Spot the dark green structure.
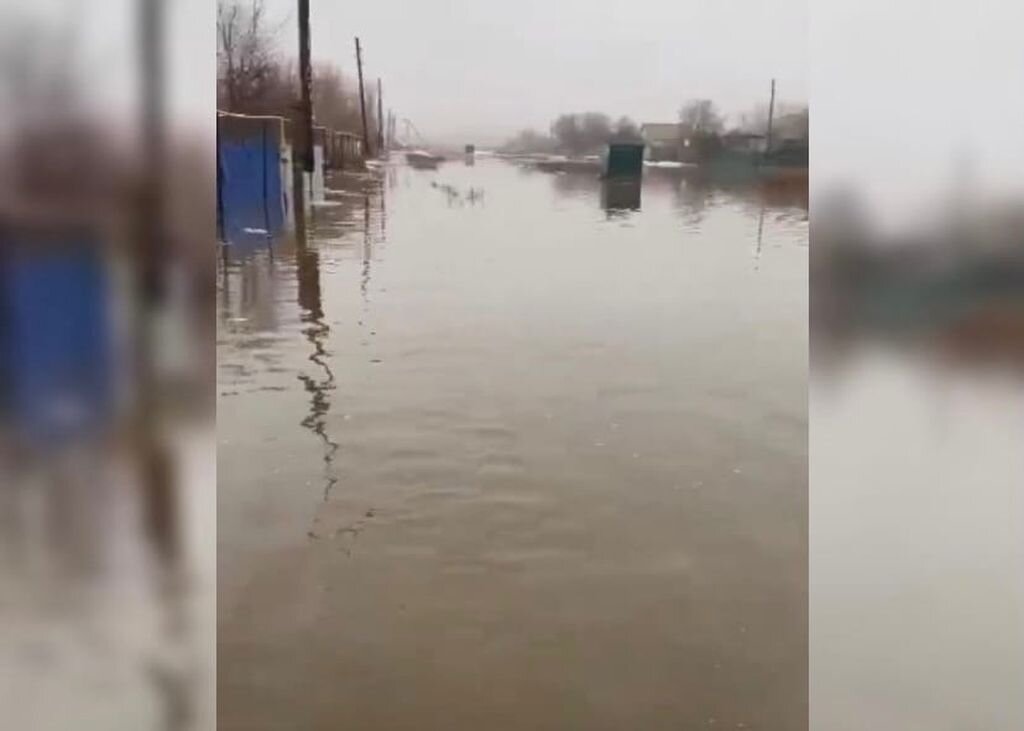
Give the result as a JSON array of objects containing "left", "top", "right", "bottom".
[{"left": 604, "top": 143, "right": 644, "bottom": 178}]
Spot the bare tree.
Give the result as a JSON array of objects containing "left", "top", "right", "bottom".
[
  {"left": 309, "top": 64, "right": 348, "bottom": 130},
  {"left": 551, "top": 114, "right": 584, "bottom": 155},
  {"left": 737, "top": 101, "right": 807, "bottom": 138},
  {"left": 551, "top": 112, "right": 613, "bottom": 156},
  {"left": 499, "top": 129, "right": 557, "bottom": 154},
  {"left": 611, "top": 116, "right": 642, "bottom": 142},
  {"left": 579, "top": 112, "right": 612, "bottom": 149},
  {"left": 217, "top": 0, "right": 283, "bottom": 112},
  {"left": 216, "top": 2, "right": 383, "bottom": 136},
  {"left": 678, "top": 99, "right": 724, "bottom": 134},
  {"left": 737, "top": 103, "right": 770, "bottom": 135},
  {"left": 775, "top": 104, "right": 808, "bottom": 141},
  {"left": 0, "top": 17, "right": 130, "bottom": 204}
]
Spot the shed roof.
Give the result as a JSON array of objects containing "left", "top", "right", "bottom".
[{"left": 640, "top": 123, "right": 691, "bottom": 144}]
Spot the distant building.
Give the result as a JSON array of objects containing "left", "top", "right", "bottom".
[
  {"left": 721, "top": 131, "right": 767, "bottom": 154},
  {"left": 640, "top": 123, "right": 696, "bottom": 162},
  {"left": 772, "top": 110, "right": 809, "bottom": 143},
  {"left": 763, "top": 109, "right": 808, "bottom": 168}
]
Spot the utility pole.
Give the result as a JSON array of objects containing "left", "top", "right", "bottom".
[
  {"left": 377, "top": 78, "right": 384, "bottom": 153},
  {"left": 137, "top": 0, "right": 177, "bottom": 575},
  {"left": 297, "top": 0, "right": 314, "bottom": 173},
  {"left": 291, "top": 0, "right": 314, "bottom": 237},
  {"left": 355, "top": 37, "right": 371, "bottom": 157},
  {"left": 138, "top": 2, "right": 194, "bottom": 728},
  {"left": 765, "top": 78, "right": 776, "bottom": 155}
]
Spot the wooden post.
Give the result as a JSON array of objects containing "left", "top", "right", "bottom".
[
  {"left": 291, "top": 0, "right": 314, "bottom": 235},
  {"left": 765, "top": 78, "right": 776, "bottom": 155},
  {"left": 297, "top": 0, "right": 314, "bottom": 173},
  {"left": 138, "top": 2, "right": 195, "bottom": 726},
  {"left": 377, "top": 78, "right": 384, "bottom": 153},
  {"left": 137, "top": 0, "right": 179, "bottom": 574},
  {"left": 355, "top": 37, "right": 371, "bottom": 157}
]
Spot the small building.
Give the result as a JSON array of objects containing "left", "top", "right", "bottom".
[
  {"left": 640, "top": 123, "right": 697, "bottom": 162},
  {"left": 217, "top": 112, "right": 296, "bottom": 243},
  {"left": 721, "top": 131, "right": 767, "bottom": 154},
  {"left": 772, "top": 111, "right": 809, "bottom": 144},
  {"left": 0, "top": 209, "right": 121, "bottom": 447},
  {"left": 604, "top": 143, "right": 645, "bottom": 178},
  {"left": 217, "top": 112, "right": 351, "bottom": 243}
]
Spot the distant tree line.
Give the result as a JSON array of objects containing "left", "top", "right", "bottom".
[
  {"left": 502, "top": 98, "right": 807, "bottom": 157},
  {"left": 500, "top": 112, "right": 643, "bottom": 156},
  {"left": 677, "top": 98, "right": 807, "bottom": 137},
  {"left": 217, "top": 0, "right": 379, "bottom": 137},
  {"left": 499, "top": 129, "right": 559, "bottom": 155}
]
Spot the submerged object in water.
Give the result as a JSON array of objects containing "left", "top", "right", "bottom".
[{"left": 406, "top": 150, "right": 444, "bottom": 169}]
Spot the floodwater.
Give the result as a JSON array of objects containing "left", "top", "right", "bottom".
[
  {"left": 218, "top": 157, "right": 808, "bottom": 730},
  {"left": 812, "top": 349, "right": 1024, "bottom": 730}
]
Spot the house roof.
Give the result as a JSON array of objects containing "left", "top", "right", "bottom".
[{"left": 640, "top": 123, "right": 691, "bottom": 144}]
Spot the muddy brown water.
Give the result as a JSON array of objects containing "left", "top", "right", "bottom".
[{"left": 218, "top": 158, "right": 808, "bottom": 730}]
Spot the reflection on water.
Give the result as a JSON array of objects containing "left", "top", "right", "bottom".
[
  {"left": 812, "top": 349, "right": 1024, "bottom": 730},
  {"left": 218, "top": 159, "right": 807, "bottom": 730},
  {"left": 755, "top": 204, "right": 767, "bottom": 269},
  {"left": 361, "top": 195, "right": 372, "bottom": 303},
  {"left": 295, "top": 243, "right": 339, "bottom": 508},
  {"left": 601, "top": 178, "right": 642, "bottom": 216}
]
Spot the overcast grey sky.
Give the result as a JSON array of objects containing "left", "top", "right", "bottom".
[
  {"left": 812, "top": 0, "right": 1024, "bottom": 230},
  {"left": 263, "top": 0, "right": 807, "bottom": 145},
  {"left": 20, "top": 0, "right": 1024, "bottom": 232}
]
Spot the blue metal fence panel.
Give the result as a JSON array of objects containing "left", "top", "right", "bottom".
[
  {"left": 0, "top": 240, "right": 113, "bottom": 446},
  {"left": 217, "top": 119, "right": 286, "bottom": 245}
]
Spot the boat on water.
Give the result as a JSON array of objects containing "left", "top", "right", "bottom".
[{"left": 406, "top": 150, "right": 445, "bottom": 169}]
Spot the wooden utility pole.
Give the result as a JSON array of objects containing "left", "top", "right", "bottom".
[
  {"left": 355, "top": 37, "right": 371, "bottom": 157},
  {"left": 290, "top": 0, "right": 314, "bottom": 238},
  {"left": 138, "top": 2, "right": 194, "bottom": 727},
  {"left": 765, "top": 78, "right": 777, "bottom": 154},
  {"left": 377, "top": 78, "right": 384, "bottom": 153},
  {"left": 137, "top": 0, "right": 179, "bottom": 575},
  {"left": 297, "top": 0, "right": 314, "bottom": 173}
]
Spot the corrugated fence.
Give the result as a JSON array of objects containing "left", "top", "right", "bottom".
[{"left": 217, "top": 112, "right": 365, "bottom": 245}]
